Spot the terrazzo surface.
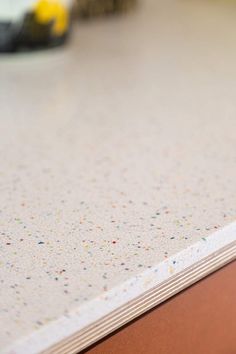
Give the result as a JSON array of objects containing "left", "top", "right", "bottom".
[{"left": 0, "top": 0, "right": 236, "bottom": 352}]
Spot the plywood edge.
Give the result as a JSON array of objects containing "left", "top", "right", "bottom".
[{"left": 44, "top": 241, "right": 236, "bottom": 354}]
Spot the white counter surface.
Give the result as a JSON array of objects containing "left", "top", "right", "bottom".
[{"left": 0, "top": 0, "right": 236, "bottom": 353}]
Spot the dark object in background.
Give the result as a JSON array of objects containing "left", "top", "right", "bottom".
[
  {"left": 0, "top": 13, "right": 69, "bottom": 52},
  {"left": 0, "top": 0, "right": 72, "bottom": 52},
  {"left": 77, "top": 0, "right": 137, "bottom": 18},
  {"left": 21, "top": 12, "right": 71, "bottom": 48},
  {"left": 0, "top": 21, "right": 19, "bottom": 52}
]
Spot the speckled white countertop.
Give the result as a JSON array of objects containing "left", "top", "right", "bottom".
[{"left": 0, "top": 0, "right": 236, "bottom": 353}]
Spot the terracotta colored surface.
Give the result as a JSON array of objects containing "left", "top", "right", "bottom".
[{"left": 84, "top": 261, "right": 236, "bottom": 354}]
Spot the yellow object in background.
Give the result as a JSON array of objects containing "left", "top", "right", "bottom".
[{"left": 34, "top": 0, "right": 69, "bottom": 36}]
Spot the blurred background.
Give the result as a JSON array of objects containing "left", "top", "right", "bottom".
[
  {"left": 0, "top": 0, "right": 137, "bottom": 52},
  {"left": 1, "top": 0, "right": 236, "bottom": 143}
]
